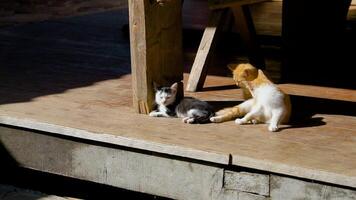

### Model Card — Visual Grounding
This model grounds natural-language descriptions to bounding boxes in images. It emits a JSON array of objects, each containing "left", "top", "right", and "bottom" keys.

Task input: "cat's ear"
[
  {"left": 170, "top": 82, "right": 178, "bottom": 92},
  {"left": 227, "top": 64, "right": 238, "bottom": 71},
  {"left": 257, "top": 69, "right": 268, "bottom": 79},
  {"left": 153, "top": 82, "right": 160, "bottom": 91},
  {"left": 244, "top": 68, "right": 258, "bottom": 80}
]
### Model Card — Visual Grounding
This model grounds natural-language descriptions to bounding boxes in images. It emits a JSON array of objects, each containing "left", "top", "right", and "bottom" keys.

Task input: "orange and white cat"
[{"left": 210, "top": 63, "right": 291, "bottom": 132}]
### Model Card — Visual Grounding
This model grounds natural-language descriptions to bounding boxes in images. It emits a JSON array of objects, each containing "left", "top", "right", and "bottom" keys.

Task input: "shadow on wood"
[
  {"left": 206, "top": 95, "right": 355, "bottom": 130},
  {"left": 0, "top": 10, "right": 131, "bottom": 105},
  {"left": 281, "top": 0, "right": 355, "bottom": 89}
]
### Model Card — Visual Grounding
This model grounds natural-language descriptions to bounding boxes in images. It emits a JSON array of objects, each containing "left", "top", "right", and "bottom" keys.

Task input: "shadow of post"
[{"left": 281, "top": 0, "right": 354, "bottom": 89}]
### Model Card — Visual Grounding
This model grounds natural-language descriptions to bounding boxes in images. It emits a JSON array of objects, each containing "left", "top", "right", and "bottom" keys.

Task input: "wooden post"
[{"left": 129, "top": 0, "right": 183, "bottom": 114}]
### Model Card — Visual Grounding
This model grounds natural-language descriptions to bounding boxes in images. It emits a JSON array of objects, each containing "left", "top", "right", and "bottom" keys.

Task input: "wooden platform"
[
  {"left": 0, "top": 9, "right": 355, "bottom": 193},
  {"left": 1, "top": 67, "right": 356, "bottom": 188}
]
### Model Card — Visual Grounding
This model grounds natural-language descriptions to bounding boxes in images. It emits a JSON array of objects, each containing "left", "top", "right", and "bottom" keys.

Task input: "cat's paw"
[
  {"left": 235, "top": 118, "right": 244, "bottom": 125},
  {"left": 210, "top": 116, "right": 222, "bottom": 123},
  {"left": 251, "top": 119, "right": 259, "bottom": 124},
  {"left": 186, "top": 118, "right": 195, "bottom": 124},
  {"left": 149, "top": 111, "right": 158, "bottom": 117},
  {"left": 182, "top": 117, "right": 190, "bottom": 123},
  {"left": 268, "top": 125, "right": 279, "bottom": 132},
  {"left": 183, "top": 117, "right": 195, "bottom": 124}
]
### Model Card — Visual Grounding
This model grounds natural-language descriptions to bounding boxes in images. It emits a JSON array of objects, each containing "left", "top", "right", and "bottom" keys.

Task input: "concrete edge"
[
  {"left": 0, "top": 115, "right": 229, "bottom": 165},
  {"left": 232, "top": 154, "right": 356, "bottom": 189}
]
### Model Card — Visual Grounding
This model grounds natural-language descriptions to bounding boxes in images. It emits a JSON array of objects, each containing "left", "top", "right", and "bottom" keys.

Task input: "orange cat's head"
[{"left": 228, "top": 63, "right": 258, "bottom": 86}]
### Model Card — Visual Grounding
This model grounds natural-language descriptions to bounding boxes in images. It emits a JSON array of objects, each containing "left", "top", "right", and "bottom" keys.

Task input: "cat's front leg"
[
  {"left": 149, "top": 111, "right": 160, "bottom": 117},
  {"left": 210, "top": 99, "right": 254, "bottom": 123},
  {"left": 268, "top": 109, "right": 284, "bottom": 132},
  {"left": 236, "top": 118, "right": 259, "bottom": 124},
  {"left": 235, "top": 106, "right": 262, "bottom": 125},
  {"left": 182, "top": 117, "right": 195, "bottom": 124},
  {"left": 149, "top": 111, "right": 170, "bottom": 117},
  {"left": 234, "top": 118, "right": 245, "bottom": 125},
  {"left": 250, "top": 119, "right": 260, "bottom": 124}
]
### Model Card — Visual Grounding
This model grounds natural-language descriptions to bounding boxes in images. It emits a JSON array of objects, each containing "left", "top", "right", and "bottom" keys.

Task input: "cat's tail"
[
  {"left": 210, "top": 106, "right": 245, "bottom": 123},
  {"left": 192, "top": 110, "right": 215, "bottom": 124}
]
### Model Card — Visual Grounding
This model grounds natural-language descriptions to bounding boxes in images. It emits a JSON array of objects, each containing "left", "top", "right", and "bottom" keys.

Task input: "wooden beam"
[
  {"left": 186, "top": 10, "right": 226, "bottom": 92},
  {"left": 129, "top": 0, "right": 183, "bottom": 114}
]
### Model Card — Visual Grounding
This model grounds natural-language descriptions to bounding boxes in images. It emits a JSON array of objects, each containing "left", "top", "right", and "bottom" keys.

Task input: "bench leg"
[
  {"left": 186, "top": 10, "right": 227, "bottom": 92},
  {"left": 231, "top": 5, "right": 265, "bottom": 69}
]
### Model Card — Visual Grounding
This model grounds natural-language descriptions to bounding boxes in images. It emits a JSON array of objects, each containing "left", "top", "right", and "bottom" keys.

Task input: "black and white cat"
[{"left": 149, "top": 82, "right": 215, "bottom": 124}]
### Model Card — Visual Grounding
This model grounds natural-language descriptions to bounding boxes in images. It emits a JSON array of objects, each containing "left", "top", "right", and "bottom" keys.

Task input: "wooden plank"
[
  {"left": 186, "top": 10, "right": 226, "bottom": 92},
  {"left": 250, "top": 1, "right": 282, "bottom": 36},
  {"left": 280, "top": 84, "right": 356, "bottom": 102},
  {"left": 129, "top": 0, "right": 183, "bottom": 113}
]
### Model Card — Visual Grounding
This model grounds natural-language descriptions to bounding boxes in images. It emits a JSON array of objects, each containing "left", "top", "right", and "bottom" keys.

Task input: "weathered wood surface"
[
  {"left": 129, "top": 0, "right": 183, "bottom": 114},
  {"left": 0, "top": 70, "right": 355, "bottom": 187}
]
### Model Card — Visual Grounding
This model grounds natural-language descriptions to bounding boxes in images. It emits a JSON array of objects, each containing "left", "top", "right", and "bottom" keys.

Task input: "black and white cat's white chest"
[{"left": 156, "top": 103, "right": 177, "bottom": 117}]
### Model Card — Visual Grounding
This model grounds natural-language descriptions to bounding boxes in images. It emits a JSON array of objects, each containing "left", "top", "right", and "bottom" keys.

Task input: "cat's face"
[
  {"left": 154, "top": 83, "right": 178, "bottom": 106},
  {"left": 228, "top": 63, "right": 258, "bottom": 86}
]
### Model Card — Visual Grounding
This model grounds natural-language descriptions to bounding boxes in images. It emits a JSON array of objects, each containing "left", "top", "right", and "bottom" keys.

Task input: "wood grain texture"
[
  {"left": 250, "top": 1, "right": 282, "bottom": 36},
  {"left": 129, "top": 0, "right": 183, "bottom": 114}
]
